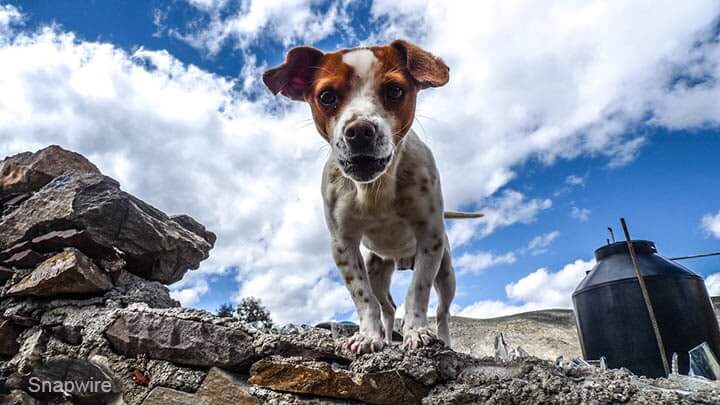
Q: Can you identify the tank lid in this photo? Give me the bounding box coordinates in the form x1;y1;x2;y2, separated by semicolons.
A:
594;240;657;261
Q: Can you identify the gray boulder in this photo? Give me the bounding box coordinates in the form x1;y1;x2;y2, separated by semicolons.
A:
0;173;215;284
105;310;255;370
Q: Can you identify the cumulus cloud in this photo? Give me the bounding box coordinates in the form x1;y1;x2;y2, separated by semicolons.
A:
527;231;561;255
571;206;592;222
455;251;517;274
172;0;352;55
701;211;720;239
0;4;21;38
458;258;595;319
565;175;585;186
706;273;720;296
447;190;552;248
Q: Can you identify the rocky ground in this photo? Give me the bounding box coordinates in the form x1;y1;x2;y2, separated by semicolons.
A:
1;145;720;404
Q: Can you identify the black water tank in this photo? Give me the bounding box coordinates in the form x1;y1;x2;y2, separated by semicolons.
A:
572;240;720;378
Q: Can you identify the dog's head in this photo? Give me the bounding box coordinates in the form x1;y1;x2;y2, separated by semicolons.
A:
263;40;449;183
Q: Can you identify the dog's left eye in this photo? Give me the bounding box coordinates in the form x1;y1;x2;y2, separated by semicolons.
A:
318;90;338;106
386;85;404;100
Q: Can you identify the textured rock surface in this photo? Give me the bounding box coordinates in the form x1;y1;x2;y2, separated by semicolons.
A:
0;173;214;283
0;145;100;198
0;318;23;356
105;310;255;370
7;249;112;296
250;356;429;404
195;367;260;405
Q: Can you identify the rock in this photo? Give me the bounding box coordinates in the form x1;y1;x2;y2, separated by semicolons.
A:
8;327;46;373
105;271;179;309
105;310;255;370
2;249;46;269
170;214;217;246
0;145;100;197
7;249;112;297
0;318;23;356
27;356;120;405
0;174;214;284
0;390;39;405
0;265;13;284
249;356;429;405
0;193;31;216
195;367;260;405
142;387;196;405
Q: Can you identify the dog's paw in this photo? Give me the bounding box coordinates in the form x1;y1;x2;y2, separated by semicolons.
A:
345;332;385;354
402;327;438;351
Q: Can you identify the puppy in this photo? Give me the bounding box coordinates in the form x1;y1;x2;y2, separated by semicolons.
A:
264;40;478;354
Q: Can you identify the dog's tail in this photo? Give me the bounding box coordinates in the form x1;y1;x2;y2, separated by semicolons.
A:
443;210;484;219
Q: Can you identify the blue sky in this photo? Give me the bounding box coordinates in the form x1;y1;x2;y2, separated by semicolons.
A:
1;1;719;324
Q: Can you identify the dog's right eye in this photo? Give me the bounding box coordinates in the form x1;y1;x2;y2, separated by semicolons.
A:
318;90;338;106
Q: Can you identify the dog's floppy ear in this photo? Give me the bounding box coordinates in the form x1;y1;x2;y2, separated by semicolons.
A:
263;46;324;101
391;39;449;89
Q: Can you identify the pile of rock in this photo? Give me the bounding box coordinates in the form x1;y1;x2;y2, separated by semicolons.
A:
1;146;719;404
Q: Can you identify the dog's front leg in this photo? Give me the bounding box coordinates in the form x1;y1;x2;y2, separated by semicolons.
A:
402;229;445;350
332;239;385;354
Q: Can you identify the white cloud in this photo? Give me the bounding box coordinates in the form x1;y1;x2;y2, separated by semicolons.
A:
565;175;585;186
455;251;517;274
706;273;720;296
173;0;352;55
458;258;595;319
0;4;21;39
571;206;591;222
527;231;560;255
701;211;720;239
447;190;552;248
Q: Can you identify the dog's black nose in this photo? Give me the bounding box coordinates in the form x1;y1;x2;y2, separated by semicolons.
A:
344;120;377;154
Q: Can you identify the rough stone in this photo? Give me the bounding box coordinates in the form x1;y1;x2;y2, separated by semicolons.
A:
27;356;120;405
170;214;217;246
249;356;429;405
7;249;113;297
105;310;255;370
105;271;179;309
2;249;46;269
195;367;260;405
142;387;196;405
0;389;40;405
0;145;100;198
0;265;13;284
0;173;214;284
0;318;23;357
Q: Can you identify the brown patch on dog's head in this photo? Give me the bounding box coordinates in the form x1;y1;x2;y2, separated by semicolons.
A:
263;41;449;183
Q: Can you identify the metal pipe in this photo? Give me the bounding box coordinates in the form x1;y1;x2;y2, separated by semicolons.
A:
669;252;720;261
620;217;670;377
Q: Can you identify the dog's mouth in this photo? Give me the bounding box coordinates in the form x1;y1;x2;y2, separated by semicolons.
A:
338;154;392;182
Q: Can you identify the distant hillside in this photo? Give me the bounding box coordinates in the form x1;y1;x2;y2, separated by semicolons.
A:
430;309;581;360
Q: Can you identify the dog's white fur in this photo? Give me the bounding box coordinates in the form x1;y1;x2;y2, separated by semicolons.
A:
323;129;453;353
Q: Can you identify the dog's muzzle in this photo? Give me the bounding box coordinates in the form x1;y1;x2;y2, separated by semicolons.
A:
338;120;392;182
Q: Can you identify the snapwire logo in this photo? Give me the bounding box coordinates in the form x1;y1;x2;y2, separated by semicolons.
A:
27;377;113;394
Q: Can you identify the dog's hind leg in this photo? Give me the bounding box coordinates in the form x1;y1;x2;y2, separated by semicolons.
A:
433;247;455;347
365;252;396;344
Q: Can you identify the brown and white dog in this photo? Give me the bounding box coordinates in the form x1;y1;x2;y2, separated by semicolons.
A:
263;40;480;354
